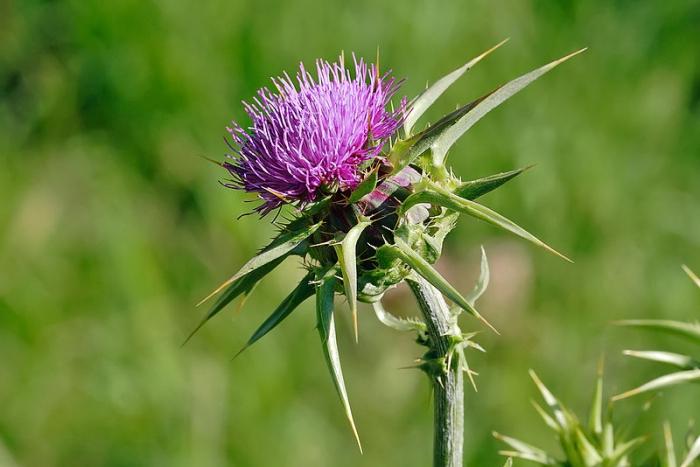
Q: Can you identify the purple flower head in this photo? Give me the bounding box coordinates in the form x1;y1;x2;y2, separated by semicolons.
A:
224;55;406;214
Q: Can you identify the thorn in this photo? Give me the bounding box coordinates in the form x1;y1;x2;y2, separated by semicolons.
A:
197;154;224;167
352;306;359;344
232;344;248;360
682;264;700;288
475;312;500;335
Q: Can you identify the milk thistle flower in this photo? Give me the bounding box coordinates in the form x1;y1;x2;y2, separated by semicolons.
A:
223;55;405;214
192;42;584;467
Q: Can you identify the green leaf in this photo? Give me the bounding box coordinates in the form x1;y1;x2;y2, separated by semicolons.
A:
493;432;559;465
622;350;700;369
615;320;700;344
466;246;489;306
612;369;700;401
502;458;513;467
455;166;532;200
198;220;322;306
682;264;700;289
334;219;371;342
348;167;379;203
401;186;572;262
387;94;491;174
183;256;285;344
235;271;315;357
388;238;498;333
680;435;700;467
371;299;426;332
315;267;362;452
430;48;587;164
403;39;508;135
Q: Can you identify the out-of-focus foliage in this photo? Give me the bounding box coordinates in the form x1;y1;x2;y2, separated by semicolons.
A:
612;267;700;467
495;368;645;466
614;266;700;401
0;1;698;466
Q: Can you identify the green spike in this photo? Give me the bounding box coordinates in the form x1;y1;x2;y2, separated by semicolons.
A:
431;48;587;165
454;166;533;200
612;369;700;401
614;320;700;344
388;239;498;333
315;267;363;452
198;220;322;306
401;186;572;262
184;256;284;345
588;358;604;437
234;271;315;358
682;264;700;288
403;39;509;135
664;422;678;467
465;246;489;306
334;219;371;342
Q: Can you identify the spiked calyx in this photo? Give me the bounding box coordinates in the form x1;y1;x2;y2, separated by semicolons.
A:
195;43;582;460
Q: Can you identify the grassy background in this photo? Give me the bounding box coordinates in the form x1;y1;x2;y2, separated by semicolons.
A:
1;0;699;465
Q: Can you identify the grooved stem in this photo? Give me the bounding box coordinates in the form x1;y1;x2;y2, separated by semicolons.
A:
408;276;464;467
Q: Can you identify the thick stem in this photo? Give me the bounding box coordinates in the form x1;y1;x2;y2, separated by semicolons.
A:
408;276;464;467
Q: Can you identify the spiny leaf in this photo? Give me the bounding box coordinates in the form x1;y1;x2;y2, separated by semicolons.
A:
622;350;700;370
387;93;492;175
680;435;700;467
401;186;572;262
371;299;426;332
348;166;379;203
234;271;315;357
388;238;498;333
612;369;700;401
403;39;509;135
466;246;489;306
430;48;587;164
493;432;559;465
315;267;362;452
334;219;371;342
455;166;533;200
184;256;284;344
682;264;700;289
615;320;700;344
198;220;322;306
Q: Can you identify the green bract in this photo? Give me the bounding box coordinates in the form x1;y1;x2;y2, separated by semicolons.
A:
193;43;582;449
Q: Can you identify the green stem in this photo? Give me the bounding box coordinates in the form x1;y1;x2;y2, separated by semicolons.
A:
408;275;464;467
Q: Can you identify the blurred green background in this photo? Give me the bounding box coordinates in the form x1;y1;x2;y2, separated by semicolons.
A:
1;0;699;465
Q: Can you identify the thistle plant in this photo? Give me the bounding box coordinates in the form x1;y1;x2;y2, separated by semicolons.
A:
494;367;646;467
191;43;584;467
614;266;700;401
613;265;700;467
